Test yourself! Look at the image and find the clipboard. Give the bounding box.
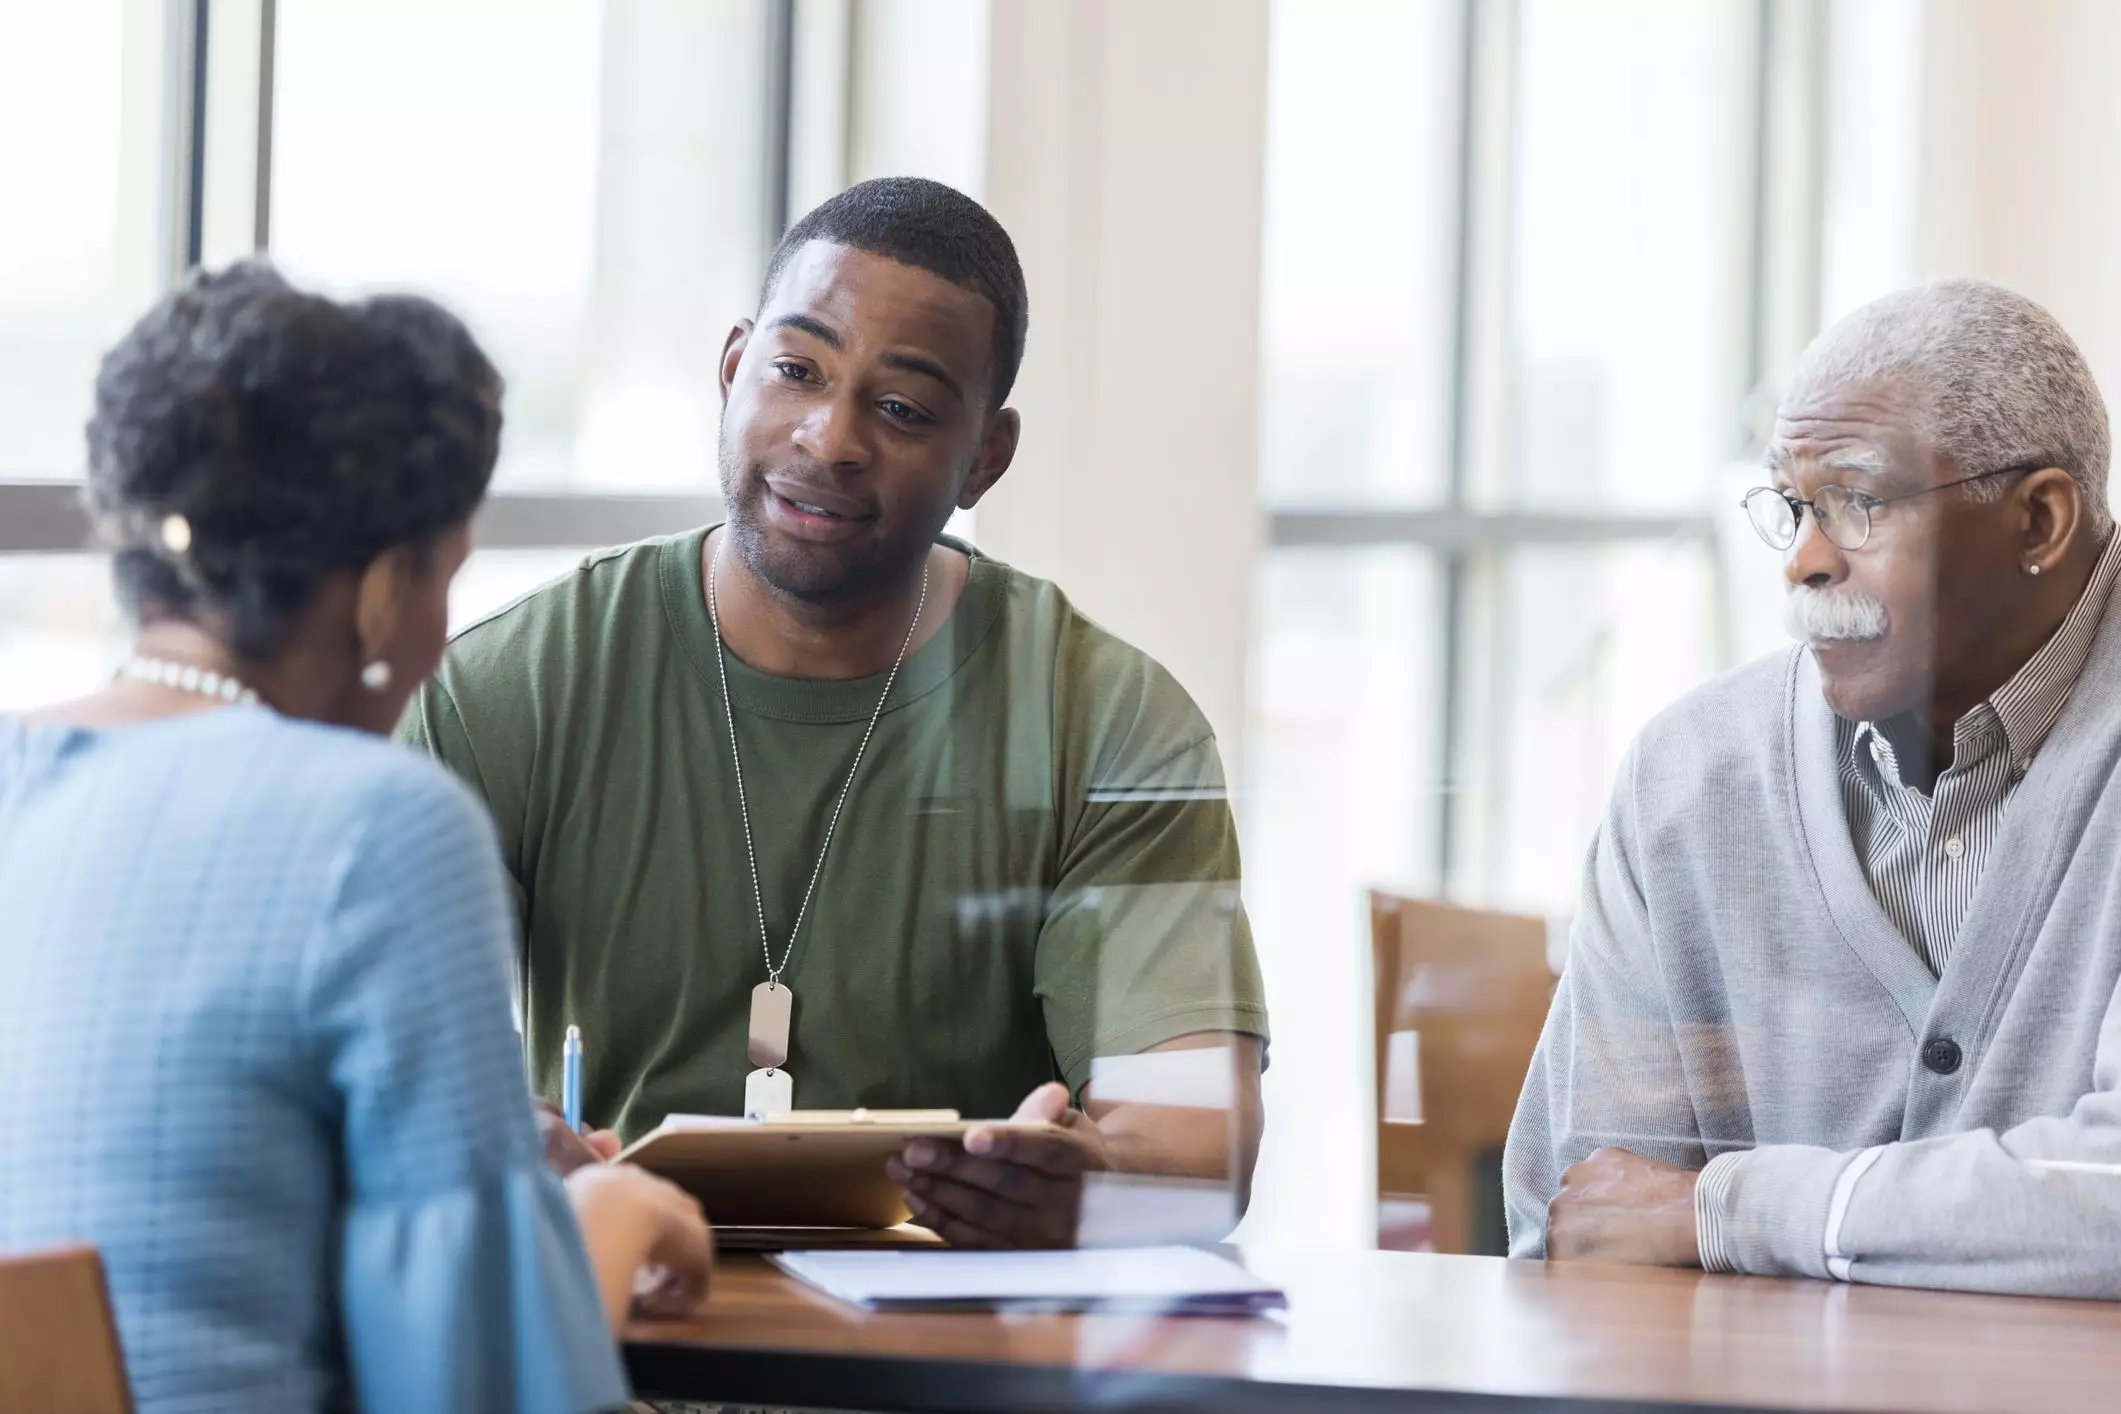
[615,1110,1055,1230]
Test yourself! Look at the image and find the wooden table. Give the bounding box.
[625,1247,2121,1413]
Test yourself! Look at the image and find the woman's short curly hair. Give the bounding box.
[84,260,503,659]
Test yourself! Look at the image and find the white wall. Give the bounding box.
[1828,0,2121,523]
[1916,0,2121,431]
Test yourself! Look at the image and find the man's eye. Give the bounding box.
[880,398,931,424]
[773,361,816,383]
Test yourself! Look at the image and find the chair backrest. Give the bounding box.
[0,1247,134,1414]
[1371,891,1553,1254]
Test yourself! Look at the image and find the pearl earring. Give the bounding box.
[360,661,393,693]
[2029,563,2044,577]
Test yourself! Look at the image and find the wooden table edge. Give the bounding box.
[621,1338,1914,1414]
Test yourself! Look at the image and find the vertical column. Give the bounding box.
[978,0,1270,770]
[848,0,990,196]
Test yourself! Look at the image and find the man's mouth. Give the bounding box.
[764,481,870,520]
[760,484,873,541]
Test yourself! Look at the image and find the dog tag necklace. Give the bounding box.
[708,536,929,1118]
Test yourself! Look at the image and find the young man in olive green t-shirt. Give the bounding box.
[400,178,1267,1249]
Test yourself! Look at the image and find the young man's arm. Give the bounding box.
[891,723,1270,1249]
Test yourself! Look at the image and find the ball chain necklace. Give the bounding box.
[707,536,930,1119]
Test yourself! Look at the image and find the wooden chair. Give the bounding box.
[1371,891,1555,1255]
[0,1247,133,1414]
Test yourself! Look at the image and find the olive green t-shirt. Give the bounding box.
[398,528,1267,1140]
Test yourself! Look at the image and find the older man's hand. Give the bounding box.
[1546,1147,1703,1267]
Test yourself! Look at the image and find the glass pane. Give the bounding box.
[451,548,593,631]
[1459,539,1721,913]
[1240,545,1443,1246]
[0,4,172,478]
[0,549,603,717]
[270,0,771,492]
[1502,0,1756,512]
[1259,0,1460,508]
[0,557,126,712]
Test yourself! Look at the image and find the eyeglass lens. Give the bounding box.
[1744,486,1870,551]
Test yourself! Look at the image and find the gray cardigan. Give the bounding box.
[1504,587,2121,1298]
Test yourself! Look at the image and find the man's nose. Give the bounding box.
[791,393,872,469]
[1783,510,1847,589]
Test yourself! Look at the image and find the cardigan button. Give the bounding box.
[1923,1037,1963,1075]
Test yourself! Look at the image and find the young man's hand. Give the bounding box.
[887,1082,1109,1248]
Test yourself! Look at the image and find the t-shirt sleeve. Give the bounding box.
[397,671,531,947]
[1034,725,1271,1095]
[300,762,628,1413]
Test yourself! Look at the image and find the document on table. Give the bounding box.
[770,1245,1285,1316]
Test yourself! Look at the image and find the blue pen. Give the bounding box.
[562,1025,584,1134]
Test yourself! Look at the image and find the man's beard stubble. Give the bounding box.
[719,443,928,607]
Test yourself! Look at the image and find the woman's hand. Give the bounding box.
[564,1162,715,1330]
[534,1098,622,1175]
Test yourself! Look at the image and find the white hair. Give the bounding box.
[1778,278,2113,535]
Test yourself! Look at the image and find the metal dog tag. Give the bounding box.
[748,981,792,1068]
[744,1066,794,1120]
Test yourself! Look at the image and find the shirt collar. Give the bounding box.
[1985,529,2121,764]
[1852,530,2121,782]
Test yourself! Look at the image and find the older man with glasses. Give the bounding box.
[1503,277,2121,1298]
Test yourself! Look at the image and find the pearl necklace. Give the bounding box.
[118,656,261,706]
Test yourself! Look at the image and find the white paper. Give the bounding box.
[771,1245,1278,1310]
[655,1113,760,1130]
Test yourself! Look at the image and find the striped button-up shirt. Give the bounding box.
[1840,532,2121,975]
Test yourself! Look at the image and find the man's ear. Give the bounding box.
[958,407,1021,511]
[2018,466,2083,574]
[718,320,755,405]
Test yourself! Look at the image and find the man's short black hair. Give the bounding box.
[760,176,1029,410]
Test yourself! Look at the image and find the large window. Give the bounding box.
[0,3,176,478]
[1247,0,1802,1246]
[270,0,777,492]
[1255,0,1773,916]
[1455,0,1757,902]
[0,0,805,704]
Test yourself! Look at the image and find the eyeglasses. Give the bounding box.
[1740,461,2044,552]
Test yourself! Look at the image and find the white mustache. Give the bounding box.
[1785,584,1890,642]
